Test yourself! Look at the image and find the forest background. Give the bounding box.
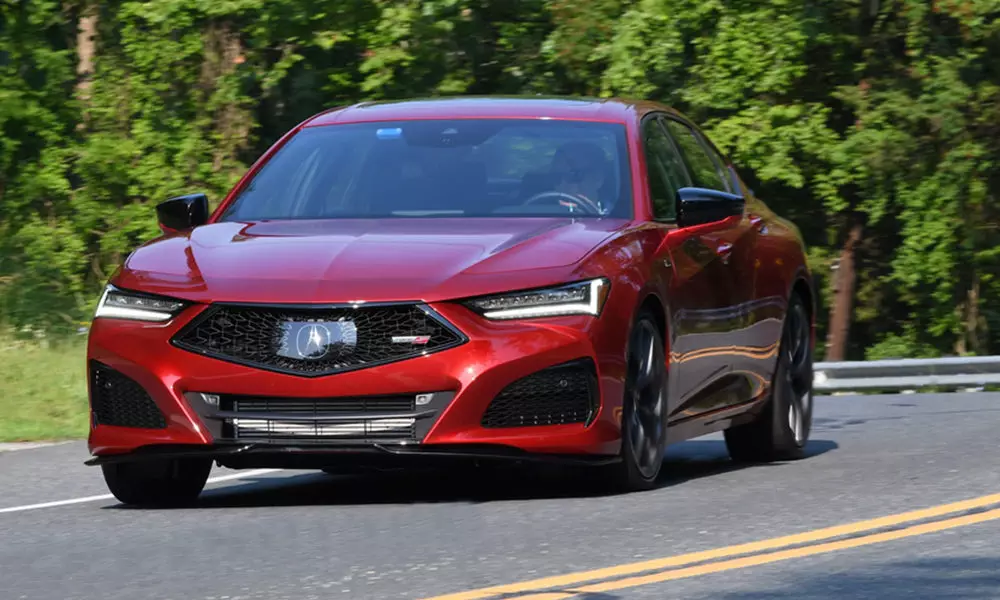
[1,0,997,439]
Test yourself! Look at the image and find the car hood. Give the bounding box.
[117,218,629,304]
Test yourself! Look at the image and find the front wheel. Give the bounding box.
[600,309,669,492]
[101,458,212,507]
[725,293,813,462]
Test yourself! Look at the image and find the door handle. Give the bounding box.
[715,241,733,264]
[749,214,768,234]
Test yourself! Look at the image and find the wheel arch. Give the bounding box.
[636,291,668,349]
[791,276,814,321]
[788,268,817,350]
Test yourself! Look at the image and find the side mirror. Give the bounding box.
[156,193,209,233]
[676,187,744,228]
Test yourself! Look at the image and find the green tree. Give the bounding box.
[0,0,996,359]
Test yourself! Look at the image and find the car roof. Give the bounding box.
[304,96,680,127]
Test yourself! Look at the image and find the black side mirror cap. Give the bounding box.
[156,193,209,233]
[676,187,745,228]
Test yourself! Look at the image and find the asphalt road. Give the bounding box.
[2,392,999,600]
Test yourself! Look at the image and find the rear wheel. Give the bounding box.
[725,293,813,462]
[601,309,668,492]
[101,458,212,507]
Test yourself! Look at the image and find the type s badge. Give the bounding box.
[391,335,431,345]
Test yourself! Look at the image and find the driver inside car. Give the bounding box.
[517,140,613,214]
[551,141,609,207]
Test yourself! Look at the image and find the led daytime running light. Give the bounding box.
[94,286,187,322]
[469,278,609,320]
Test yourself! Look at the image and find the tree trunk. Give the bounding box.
[201,23,251,172]
[75,3,98,127]
[956,274,982,356]
[825,221,863,361]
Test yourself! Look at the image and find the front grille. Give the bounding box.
[172,303,466,377]
[222,395,418,443]
[89,361,167,429]
[481,359,598,428]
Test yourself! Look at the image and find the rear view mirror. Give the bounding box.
[156,193,209,233]
[676,187,744,228]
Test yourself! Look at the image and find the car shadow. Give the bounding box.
[660,438,838,487]
[105,439,838,510]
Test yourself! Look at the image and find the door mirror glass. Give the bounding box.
[676,187,744,228]
[156,193,209,233]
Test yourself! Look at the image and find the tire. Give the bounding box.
[101,458,212,507]
[725,293,813,463]
[601,308,669,492]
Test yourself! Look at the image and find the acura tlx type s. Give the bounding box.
[86,97,817,506]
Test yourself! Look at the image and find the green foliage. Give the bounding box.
[0,0,997,358]
[0,334,88,442]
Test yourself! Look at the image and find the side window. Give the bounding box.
[642,117,691,221]
[662,119,730,192]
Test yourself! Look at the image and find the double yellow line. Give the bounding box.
[423,492,1000,600]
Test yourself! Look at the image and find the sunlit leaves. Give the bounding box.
[0,0,997,354]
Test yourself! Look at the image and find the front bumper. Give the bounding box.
[86,301,629,465]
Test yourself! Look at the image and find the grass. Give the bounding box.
[0,335,89,442]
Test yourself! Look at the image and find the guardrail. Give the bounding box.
[813,356,1000,392]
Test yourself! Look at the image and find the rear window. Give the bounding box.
[220,119,633,221]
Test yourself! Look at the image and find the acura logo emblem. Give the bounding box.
[296,324,332,359]
[278,320,358,361]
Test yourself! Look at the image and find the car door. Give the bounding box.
[639,114,735,421]
[660,116,761,405]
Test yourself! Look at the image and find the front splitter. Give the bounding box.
[85,442,620,469]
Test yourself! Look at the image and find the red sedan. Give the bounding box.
[86,97,816,506]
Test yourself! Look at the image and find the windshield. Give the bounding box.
[220,119,633,221]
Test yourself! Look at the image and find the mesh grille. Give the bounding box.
[89,362,167,429]
[224,395,418,443]
[172,303,465,377]
[482,360,597,428]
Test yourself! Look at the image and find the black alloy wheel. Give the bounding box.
[603,309,669,491]
[782,297,814,447]
[725,293,813,462]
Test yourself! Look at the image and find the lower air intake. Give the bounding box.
[481,359,598,428]
[225,395,419,443]
[89,361,167,429]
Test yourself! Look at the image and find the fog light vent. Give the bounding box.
[89,361,167,429]
[481,359,598,428]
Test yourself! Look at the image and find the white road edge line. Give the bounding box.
[0,441,74,453]
[0,468,282,514]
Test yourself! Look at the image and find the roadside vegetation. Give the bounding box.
[0,335,89,442]
[1,1,998,439]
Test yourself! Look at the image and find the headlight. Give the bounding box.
[94,285,189,322]
[463,278,610,320]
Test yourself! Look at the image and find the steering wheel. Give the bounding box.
[522,191,603,215]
